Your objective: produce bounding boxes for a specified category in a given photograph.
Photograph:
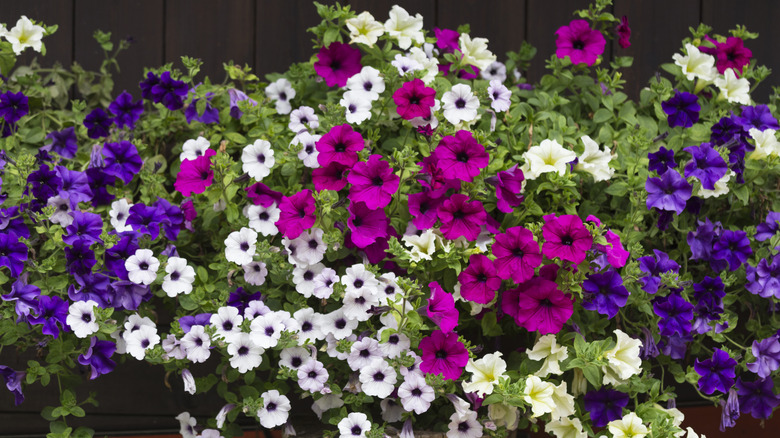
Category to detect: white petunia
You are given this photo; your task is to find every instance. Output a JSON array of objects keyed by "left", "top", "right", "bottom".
[
  {"left": 249, "top": 311, "right": 286, "bottom": 349},
  {"left": 279, "top": 346, "right": 312, "bottom": 370},
  {"left": 224, "top": 227, "right": 257, "bottom": 265},
  {"left": 312, "top": 267, "right": 339, "bottom": 299},
  {"left": 391, "top": 53, "right": 423, "bottom": 76},
  {"left": 293, "top": 308, "right": 324, "bottom": 343},
  {"left": 481, "top": 61, "right": 507, "bottom": 82},
  {"left": 575, "top": 135, "right": 615, "bottom": 182},
  {"left": 380, "top": 398, "right": 404, "bottom": 423},
  {"left": 242, "top": 139, "right": 275, "bottom": 181},
  {"left": 527, "top": 333, "right": 569, "bottom": 377},
  {"left": 236, "top": 346, "right": 274, "bottom": 379},
  {"left": 673, "top": 43, "right": 717, "bottom": 83},
  {"left": 323, "top": 309, "right": 359, "bottom": 340},
  {"left": 297, "top": 359, "right": 329, "bottom": 393},
  {"left": 48, "top": 196, "right": 73, "bottom": 227},
  {"left": 341, "top": 90, "right": 373, "bottom": 125},
  {"left": 442, "top": 83, "right": 479, "bottom": 125},
  {"left": 162, "top": 256, "right": 196, "bottom": 297},
  {"left": 697, "top": 170, "right": 733, "bottom": 199},
  {"left": 293, "top": 263, "right": 325, "bottom": 298},
  {"left": 244, "top": 203, "right": 280, "bottom": 236},
  {"left": 714, "top": 68, "right": 751, "bottom": 105},
  {"left": 258, "top": 390, "right": 291, "bottom": 429},
  {"left": 359, "top": 359, "right": 397, "bottom": 399},
  {"left": 243, "top": 261, "right": 268, "bottom": 286},
  {"left": 4, "top": 16, "right": 45, "bottom": 55},
  {"left": 447, "top": 410, "right": 483, "bottom": 438},
  {"left": 549, "top": 381, "right": 576, "bottom": 420},
  {"left": 397, "top": 372, "right": 434, "bottom": 414},
  {"left": 522, "top": 375, "right": 555, "bottom": 418},
  {"left": 162, "top": 334, "right": 185, "bottom": 360},
  {"left": 66, "top": 300, "right": 99, "bottom": 338},
  {"left": 265, "top": 78, "right": 296, "bottom": 115},
  {"left": 545, "top": 417, "right": 587, "bottom": 438},
  {"left": 603, "top": 329, "right": 643, "bottom": 385},
  {"left": 384, "top": 5, "right": 423, "bottom": 50},
  {"left": 292, "top": 131, "right": 322, "bottom": 168},
  {"left": 346, "top": 11, "right": 385, "bottom": 47},
  {"left": 462, "top": 352, "right": 506, "bottom": 397},
  {"left": 408, "top": 46, "right": 439, "bottom": 85},
  {"left": 488, "top": 79, "right": 511, "bottom": 112},
  {"left": 608, "top": 412, "right": 648, "bottom": 438},
  {"left": 346, "top": 66, "right": 386, "bottom": 101},
  {"left": 348, "top": 337, "right": 383, "bottom": 371},
  {"left": 402, "top": 228, "right": 437, "bottom": 261},
  {"left": 288, "top": 227, "right": 327, "bottom": 266},
  {"left": 342, "top": 263, "right": 379, "bottom": 295},
  {"left": 244, "top": 300, "right": 271, "bottom": 320},
  {"left": 180, "top": 136, "right": 211, "bottom": 161},
  {"left": 210, "top": 306, "right": 244, "bottom": 343},
  {"left": 125, "top": 249, "right": 159, "bottom": 285},
  {"left": 377, "top": 327, "right": 410, "bottom": 359},
  {"left": 176, "top": 412, "right": 198, "bottom": 438},
  {"left": 180, "top": 325, "right": 211, "bottom": 363},
  {"left": 124, "top": 325, "right": 160, "bottom": 360},
  {"left": 459, "top": 33, "right": 496, "bottom": 71},
  {"left": 182, "top": 369, "right": 196, "bottom": 395},
  {"left": 109, "top": 199, "right": 133, "bottom": 232},
  {"left": 488, "top": 403, "right": 519, "bottom": 431},
  {"left": 377, "top": 272, "right": 400, "bottom": 304},
  {"left": 288, "top": 106, "right": 319, "bottom": 134},
  {"left": 521, "top": 139, "right": 577, "bottom": 180},
  {"left": 749, "top": 128, "right": 780, "bottom": 160}
]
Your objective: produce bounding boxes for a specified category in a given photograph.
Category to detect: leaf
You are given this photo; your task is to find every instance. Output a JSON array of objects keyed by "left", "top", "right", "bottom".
[
  {"left": 582, "top": 364, "right": 603, "bottom": 388},
  {"left": 224, "top": 131, "right": 247, "bottom": 145},
  {"left": 592, "top": 108, "right": 613, "bottom": 124},
  {"left": 480, "top": 312, "right": 504, "bottom": 336},
  {"left": 604, "top": 182, "right": 629, "bottom": 196}
]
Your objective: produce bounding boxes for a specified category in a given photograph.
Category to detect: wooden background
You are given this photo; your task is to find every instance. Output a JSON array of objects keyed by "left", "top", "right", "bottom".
[{"left": 2, "top": 0, "right": 780, "bottom": 436}]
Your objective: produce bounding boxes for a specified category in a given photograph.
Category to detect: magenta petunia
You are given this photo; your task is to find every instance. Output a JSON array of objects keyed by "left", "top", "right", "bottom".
[
  {"left": 174, "top": 152, "right": 215, "bottom": 197},
  {"left": 419, "top": 330, "right": 469, "bottom": 380},
  {"left": 492, "top": 226, "right": 542, "bottom": 283},
  {"left": 418, "top": 155, "right": 461, "bottom": 196},
  {"left": 313, "top": 41, "right": 362, "bottom": 87},
  {"left": 276, "top": 189, "right": 316, "bottom": 239},
  {"left": 312, "top": 162, "right": 350, "bottom": 192},
  {"left": 408, "top": 191, "right": 443, "bottom": 230},
  {"left": 393, "top": 78, "right": 436, "bottom": 120},
  {"left": 542, "top": 214, "right": 593, "bottom": 265},
  {"left": 458, "top": 254, "right": 501, "bottom": 304},
  {"left": 426, "top": 281, "right": 459, "bottom": 333},
  {"left": 347, "top": 201, "right": 389, "bottom": 248},
  {"left": 502, "top": 277, "right": 573, "bottom": 335},
  {"left": 345, "top": 223, "right": 398, "bottom": 265},
  {"left": 433, "top": 130, "right": 489, "bottom": 183},
  {"left": 347, "top": 155, "right": 400, "bottom": 209},
  {"left": 316, "top": 124, "right": 365, "bottom": 167},
  {"left": 437, "top": 194, "right": 486, "bottom": 241},
  {"left": 486, "top": 165, "right": 525, "bottom": 213},
  {"left": 555, "top": 19, "right": 606, "bottom": 66},
  {"left": 245, "top": 182, "right": 283, "bottom": 207},
  {"left": 600, "top": 230, "right": 630, "bottom": 268},
  {"left": 700, "top": 36, "right": 752, "bottom": 75}
]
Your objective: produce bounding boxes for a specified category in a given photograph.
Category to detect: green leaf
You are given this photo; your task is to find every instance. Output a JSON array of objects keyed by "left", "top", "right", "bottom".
[
  {"left": 604, "top": 182, "right": 628, "bottom": 196},
  {"left": 480, "top": 312, "right": 504, "bottom": 336},
  {"left": 197, "top": 266, "right": 208, "bottom": 282},
  {"left": 224, "top": 132, "right": 247, "bottom": 145},
  {"left": 582, "top": 365, "right": 603, "bottom": 388},
  {"left": 732, "top": 184, "right": 749, "bottom": 205},
  {"left": 592, "top": 108, "right": 612, "bottom": 124}
]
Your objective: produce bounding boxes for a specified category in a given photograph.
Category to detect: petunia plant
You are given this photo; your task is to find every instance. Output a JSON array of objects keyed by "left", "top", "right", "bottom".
[{"left": 2, "top": 2, "right": 780, "bottom": 438}]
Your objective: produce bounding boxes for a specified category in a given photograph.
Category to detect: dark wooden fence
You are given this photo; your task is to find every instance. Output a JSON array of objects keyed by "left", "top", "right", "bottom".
[
  {"left": 2, "top": 0, "right": 780, "bottom": 436},
  {"left": 3, "top": 0, "right": 780, "bottom": 102}
]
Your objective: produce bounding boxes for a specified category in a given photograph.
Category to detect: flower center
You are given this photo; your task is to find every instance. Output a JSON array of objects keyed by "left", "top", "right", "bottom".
[
  {"left": 266, "top": 402, "right": 277, "bottom": 412},
  {"left": 291, "top": 357, "right": 302, "bottom": 367},
  {"left": 354, "top": 279, "right": 364, "bottom": 289},
  {"left": 308, "top": 371, "right": 318, "bottom": 378},
  {"left": 304, "top": 271, "right": 314, "bottom": 281},
  {"left": 363, "top": 82, "right": 373, "bottom": 91},
  {"left": 373, "top": 371, "right": 385, "bottom": 381},
  {"left": 351, "top": 426, "right": 362, "bottom": 436},
  {"left": 302, "top": 321, "right": 313, "bottom": 332},
  {"left": 348, "top": 104, "right": 356, "bottom": 113},
  {"left": 412, "top": 388, "right": 422, "bottom": 397},
  {"left": 265, "top": 326, "right": 275, "bottom": 336},
  {"left": 238, "top": 346, "right": 249, "bottom": 356},
  {"left": 170, "top": 271, "right": 180, "bottom": 281},
  {"left": 455, "top": 98, "right": 466, "bottom": 109},
  {"left": 223, "top": 321, "right": 233, "bottom": 331},
  {"left": 335, "top": 319, "right": 347, "bottom": 329},
  {"left": 334, "top": 142, "right": 346, "bottom": 152},
  {"left": 435, "top": 349, "right": 447, "bottom": 359},
  {"left": 561, "top": 235, "right": 574, "bottom": 246},
  {"left": 240, "top": 242, "right": 250, "bottom": 252},
  {"left": 256, "top": 154, "right": 265, "bottom": 163},
  {"left": 456, "top": 151, "right": 470, "bottom": 162},
  {"left": 360, "top": 349, "right": 371, "bottom": 358},
  {"left": 458, "top": 422, "right": 470, "bottom": 432},
  {"left": 81, "top": 313, "right": 92, "bottom": 323},
  {"left": 572, "top": 39, "right": 585, "bottom": 50},
  {"left": 139, "top": 262, "right": 149, "bottom": 271}
]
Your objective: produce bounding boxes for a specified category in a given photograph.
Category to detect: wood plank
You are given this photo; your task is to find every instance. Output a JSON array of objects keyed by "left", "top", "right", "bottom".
[
  {"left": 1, "top": 0, "right": 73, "bottom": 69},
  {"left": 702, "top": 0, "right": 780, "bottom": 102},
  {"left": 166, "top": 0, "right": 255, "bottom": 84},
  {"left": 613, "top": 0, "right": 700, "bottom": 101},
  {"left": 254, "top": 0, "right": 334, "bottom": 77},
  {"left": 436, "top": 0, "right": 527, "bottom": 68},
  {"left": 74, "top": 0, "right": 163, "bottom": 98},
  {"left": 525, "top": 0, "right": 593, "bottom": 83}
]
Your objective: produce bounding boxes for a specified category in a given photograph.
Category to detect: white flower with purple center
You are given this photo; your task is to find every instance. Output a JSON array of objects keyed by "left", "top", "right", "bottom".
[
  {"left": 481, "top": 61, "right": 507, "bottom": 82},
  {"left": 226, "top": 333, "right": 263, "bottom": 373},
  {"left": 342, "top": 287, "right": 380, "bottom": 322},
  {"left": 244, "top": 203, "right": 280, "bottom": 236},
  {"left": 108, "top": 198, "right": 133, "bottom": 232},
  {"left": 292, "top": 131, "right": 322, "bottom": 168},
  {"left": 265, "top": 78, "right": 296, "bottom": 115},
  {"left": 340, "top": 90, "right": 373, "bottom": 125},
  {"left": 224, "top": 227, "right": 257, "bottom": 265},
  {"left": 293, "top": 262, "right": 325, "bottom": 298},
  {"left": 48, "top": 196, "right": 73, "bottom": 227},
  {"left": 377, "top": 272, "right": 400, "bottom": 304},
  {"left": 346, "top": 66, "right": 385, "bottom": 101},
  {"left": 378, "top": 327, "right": 410, "bottom": 359},
  {"left": 380, "top": 398, "right": 404, "bottom": 423},
  {"left": 244, "top": 300, "right": 271, "bottom": 320},
  {"left": 162, "top": 334, "right": 186, "bottom": 360},
  {"left": 391, "top": 53, "right": 423, "bottom": 76},
  {"left": 397, "top": 372, "right": 434, "bottom": 414},
  {"left": 180, "top": 325, "right": 211, "bottom": 363},
  {"left": 210, "top": 306, "right": 243, "bottom": 343},
  {"left": 66, "top": 300, "right": 99, "bottom": 338},
  {"left": 162, "top": 256, "right": 196, "bottom": 297},
  {"left": 293, "top": 307, "right": 324, "bottom": 343},
  {"left": 125, "top": 249, "right": 159, "bottom": 285},
  {"left": 326, "top": 333, "right": 356, "bottom": 360},
  {"left": 258, "top": 390, "right": 291, "bottom": 429},
  {"left": 488, "top": 79, "right": 511, "bottom": 112},
  {"left": 312, "top": 393, "right": 344, "bottom": 420},
  {"left": 447, "top": 410, "right": 483, "bottom": 438},
  {"left": 286, "top": 227, "right": 326, "bottom": 266},
  {"left": 176, "top": 412, "right": 198, "bottom": 438},
  {"left": 279, "top": 346, "right": 312, "bottom": 370},
  {"left": 182, "top": 369, "right": 196, "bottom": 395},
  {"left": 243, "top": 261, "right": 268, "bottom": 286},
  {"left": 337, "top": 412, "right": 372, "bottom": 438},
  {"left": 124, "top": 325, "right": 160, "bottom": 360},
  {"left": 312, "top": 267, "right": 339, "bottom": 299},
  {"left": 250, "top": 311, "right": 286, "bottom": 349},
  {"left": 347, "top": 337, "right": 383, "bottom": 371},
  {"left": 342, "top": 263, "right": 379, "bottom": 295},
  {"left": 442, "top": 83, "right": 479, "bottom": 125},
  {"left": 358, "top": 359, "right": 396, "bottom": 398},
  {"left": 297, "top": 359, "right": 329, "bottom": 392},
  {"left": 288, "top": 106, "right": 319, "bottom": 134},
  {"left": 242, "top": 139, "right": 275, "bottom": 181},
  {"left": 180, "top": 136, "right": 211, "bottom": 161}
]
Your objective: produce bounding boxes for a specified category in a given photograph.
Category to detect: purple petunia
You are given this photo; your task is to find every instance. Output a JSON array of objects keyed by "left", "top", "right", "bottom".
[
  {"left": 55, "top": 166, "right": 93, "bottom": 205},
  {"left": 83, "top": 108, "right": 113, "bottom": 139},
  {"left": 407, "top": 191, "right": 443, "bottom": 230},
  {"left": 1, "top": 273, "right": 40, "bottom": 321},
  {"left": 276, "top": 190, "right": 316, "bottom": 239},
  {"left": 109, "top": 90, "right": 144, "bottom": 129},
  {"left": 109, "top": 280, "right": 151, "bottom": 311},
  {"left": 347, "top": 155, "right": 400, "bottom": 210},
  {"left": 755, "top": 211, "right": 780, "bottom": 242},
  {"left": 65, "top": 239, "right": 97, "bottom": 277},
  {"left": 426, "top": 281, "right": 459, "bottom": 333},
  {"left": 683, "top": 143, "right": 727, "bottom": 190},
  {"left": 662, "top": 91, "right": 700, "bottom": 128},
  {"left": 486, "top": 164, "right": 525, "bottom": 213},
  {"left": 43, "top": 127, "right": 79, "bottom": 159},
  {"left": 746, "top": 256, "right": 780, "bottom": 299},
  {"left": 27, "top": 164, "right": 62, "bottom": 203},
  {"left": 228, "top": 88, "right": 258, "bottom": 119},
  {"left": 0, "top": 91, "right": 29, "bottom": 124},
  {"left": 0, "top": 231, "right": 28, "bottom": 278},
  {"left": 313, "top": 42, "right": 362, "bottom": 87},
  {"left": 126, "top": 203, "right": 165, "bottom": 241},
  {"left": 695, "top": 348, "right": 737, "bottom": 395},
  {"left": 491, "top": 226, "right": 542, "bottom": 284},
  {"left": 747, "top": 336, "right": 780, "bottom": 379},
  {"left": 63, "top": 211, "right": 103, "bottom": 246},
  {"left": 648, "top": 147, "right": 677, "bottom": 175},
  {"left": 102, "top": 141, "right": 144, "bottom": 184},
  {"left": 347, "top": 201, "right": 389, "bottom": 248},
  {"left": 150, "top": 71, "right": 189, "bottom": 111},
  {"left": 653, "top": 291, "right": 693, "bottom": 337},
  {"left": 711, "top": 229, "right": 751, "bottom": 272},
  {"left": 433, "top": 130, "right": 489, "bottom": 183},
  {"left": 185, "top": 93, "right": 220, "bottom": 125},
  {"left": 554, "top": 19, "right": 606, "bottom": 66},
  {"left": 542, "top": 214, "right": 593, "bottom": 265},
  {"left": 735, "top": 104, "right": 780, "bottom": 133},
  {"left": 78, "top": 337, "right": 117, "bottom": 379},
  {"left": 0, "top": 365, "right": 25, "bottom": 405},
  {"left": 736, "top": 377, "right": 780, "bottom": 420},
  {"left": 583, "top": 388, "right": 629, "bottom": 427},
  {"left": 645, "top": 169, "right": 693, "bottom": 215},
  {"left": 638, "top": 249, "right": 679, "bottom": 294},
  {"left": 458, "top": 254, "right": 501, "bottom": 304},
  {"left": 582, "top": 269, "right": 629, "bottom": 319},
  {"left": 68, "top": 272, "right": 111, "bottom": 307},
  {"left": 139, "top": 71, "right": 160, "bottom": 100},
  {"left": 28, "top": 295, "right": 70, "bottom": 338},
  {"left": 687, "top": 218, "right": 723, "bottom": 265},
  {"left": 437, "top": 194, "right": 486, "bottom": 241},
  {"left": 86, "top": 168, "right": 116, "bottom": 207}
]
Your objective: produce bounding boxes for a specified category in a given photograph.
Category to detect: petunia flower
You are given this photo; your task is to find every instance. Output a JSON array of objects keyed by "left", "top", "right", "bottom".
[
  {"left": 347, "top": 155, "right": 400, "bottom": 209},
  {"left": 694, "top": 348, "right": 737, "bottom": 394},
  {"left": 458, "top": 254, "right": 501, "bottom": 304},
  {"left": 242, "top": 139, "right": 275, "bottom": 181},
  {"left": 427, "top": 281, "right": 459, "bottom": 333},
  {"left": 608, "top": 413, "right": 648, "bottom": 438},
  {"left": 28, "top": 295, "right": 70, "bottom": 338},
  {"left": 700, "top": 36, "right": 752, "bottom": 74},
  {"left": 77, "top": 337, "right": 116, "bottom": 380},
  {"left": 102, "top": 141, "right": 144, "bottom": 184},
  {"left": 522, "top": 375, "right": 555, "bottom": 417},
  {"left": 437, "top": 194, "right": 486, "bottom": 241},
  {"left": 316, "top": 124, "right": 364, "bottom": 168},
  {"left": 83, "top": 108, "right": 113, "bottom": 139},
  {"left": 555, "top": 19, "right": 606, "bottom": 66},
  {"left": 441, "top": 84, "right": 479, "bottom": 125},
  {"left": 747, "top": 336, "right": 780, "bottom": 379},
  {"left": 175, "top": 154, "right": 214, "bottom": 197},
  {"left": 662, "top": 91, "right": 700, "bottom": 128},
  {"left": 346, "top": 11, "right": 384, "bottom": 47},
  {"left": 109, "top": 91, "right": 144, "bottom": 129},
  {"left": 673, "top": 43, "right": 717, "bottom": 83},
  {"left": 582, "top": 269, "right": 630, "bottom": 319},
  {"left": 150, "top": 71, "right": 188, "bottom": 111},
  {"left": 542, "top": 214, "right": 593, "bottom": 265},
  {"left": 521, "top": 139, "right": 577, "bottom": 180},
  {"left": 384, "top": 5, "right": 424, "bottom": 50},
  {"left": 491, "top": 226, "right": 542, "bottom": 283},
  {"left": 615, "top": 16, "right": 631, "bottom": 48},
  {"left": 314, "top": 42, "right": 362, "bottom": 87},
  {"left": 575, "top": 135, "right": 615, "bottom": 181},
  {"left": 347, "top": 201, "right": 389, "bottom": 248},
  {"left": 653, "top": 292, "right": 694, "bottom": 337},
  {"left": 736, "top": 377, "right": 780, "bottom": 420},
  {"left": 265, "top": 78, "right": 296, "bottom": 115},
  {"left": 0, "top": 91, "right": 29, "bottom": 124},
  {"left": 393, "top": 78, "right": 436, "bottom": 120},
  {"left": 4, "top": 16, "right": 45, "bottom": 55},
  {"left": 433, "top": 130, "right": 489, "bottom": 182},
  {"left": 276, "top": 189, "right": 316, "bottom": 239},
  {"left": 645, "top": 169, "right": 693, "bottom": 215},
  {"left": 44, "top": 127, "right": 79, "bottom": 159},
  {"left": 418, "top": 329, "right": 469, "bottom": 380},
  {"left": 502, "top": 276, "right": 573, "bottom": 335},
  {"left": 459, "top": 33, "right": 497, "bottom": 71},
  {"left": 227, "top": 88, "right": 257, "bottom": 119},
  {"left": 714, "top": 68, "right": 751, "bottom": 105}
]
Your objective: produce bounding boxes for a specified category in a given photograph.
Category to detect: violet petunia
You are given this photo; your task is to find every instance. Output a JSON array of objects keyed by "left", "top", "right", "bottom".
[
  {"left": 393, "top": 79, "right": 436, "bottom": 120},
  {"left": 109, "top": 90, "right": 144, "bottom": 129},
  {"left": 712, "top": 229, "right": 751, "bottom": 272},
  {"left": 102, "top": 141, "right": 144, "bottom": 184},
  {"left": 28, "top": 295, "right": 70, "bottom": 338},
  {"left": 65, "top": 239, "right": 97, "bottom": 277},
  {"left": 491, "top": 226, "right": 542, "bottom": 284},
  {"left": 83, "top": 108, "right": 113, "bottom": 139},
  {"left": 736, "top": 377, "right": 780, "bottom": 420},
  {"left": 0, "top": 231, "right": 28, "bottom": 278},
  {"left": 502, "top": 276, "right": 573, "bottom": 335},
  {"left": 582, "top": 269, "right": 629, "bottom": 319},
  {"left": 44, "top": 127, "right": 78, "bottom": 159},
  {"left": 584, "top": 388, "right": 629, "bottom": 427},
  {"left": 653, "top": 292, "right": 694, "bottom": 337},
  {"left": 683, "top": 143, "right": 728, "bottom": 190},
  {"left": 78, "top": 337, "right": 117, "bottom": 380},
  {"left": 0, "top": 91, "right": 29, "bottom": 124},
  {"left": 0, "top": 365, "right": 25, "bottom": 405},
  {"left": 1, "top": 273, "right": 40, "bottom": 320},
  {"left": 228, "top": 88, "right": 258, "bottom": 119},
  {"left": 486, "top": 164, "right": 525, "bottom": 213},
  {"left": 694, "top": 348, "right": 737, "bottom": 395},
  {"left": 648, "top": 147, "right": 677, "bottom": 175},
  {"left": 747, "top": 336, "right": 780, "bottom": 379},
  {"left": 63, "top": 211, "right": 103, "bottom": 246},
  {"left": 662, "top": 91, "right": 700, "bottom": 128},
  {"left": 150, "top": 71, "right": 188, "bottom": 111},
  {"left": 555, "top": 19, "right": 606, "bottom": 66},
  {"left": 316, "top": 124, "right": 364, "bottom": 168},
  {"left": 645, "top": 169, "right": 692, "bottom": 215},
  {"left": 755, "top": 211, "right": 780, "bottom": 242},
  {"left": 174, "top": 154, "right": 215, "bottom": 197}
]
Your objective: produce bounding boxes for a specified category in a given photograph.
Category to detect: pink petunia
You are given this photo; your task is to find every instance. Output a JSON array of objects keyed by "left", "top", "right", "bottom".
[
  {"left": 419, "top": 330, "right": 468, "bottom": 380},
  {"left": 347, "top": 155, "right": 400, "bottom": 209},
  {"left": 541, "top": 214, "right": 593, "bottom": 265},
  {"left": 276, "top": 190, "right": 316, "bottom": 239},
  {"left": 312, "top": 162, "right": 349, "bottom": 192},
  {"left": 555, "top": 19, "right": 606, "bottom": 66},
  {"left": 458, "top": 254, "right": 501, "bottom": 304},
  {"left": 393, "top": 79, "right": 436, "bottom": 120},
  {"left": 347, "top": 201, "right": 389, "bottom": 248},
  {"left": 502, "top": 276, "right": 573, "bottom": 335},
  {"left": 316, "top": 124, "right": 365, "bottom": 168},
  {"left": 245, "top": 182, "right": 283, "bottom": 207},
  {"left": 426, "top": 281, "right": 459, "bottom": 333},
  {"left": 174, "top": 151, "right": 216, "bottom": 197},
  {"left": 408, "top": 191, "right": 443, "bottom": 230},
  {"left": 433, "top": 130, "right": 489, "bottom": 183},
  {"left": 313, "top": 42, "right": 362, "bottom": 87},
  {"left": 486, "top": 165, "right": 525, "bottom": 213},
  {"left": 492, "top": 227, "right": 543, "bottom": 283},
  {"left": 437, "top": 194, "right": 486, "bottom": 241}
]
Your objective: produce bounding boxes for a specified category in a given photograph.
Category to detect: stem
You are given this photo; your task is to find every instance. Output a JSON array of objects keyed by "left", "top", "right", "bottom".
[{"left": 721, "top": 334, "right": 749, "bottom": 351}]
